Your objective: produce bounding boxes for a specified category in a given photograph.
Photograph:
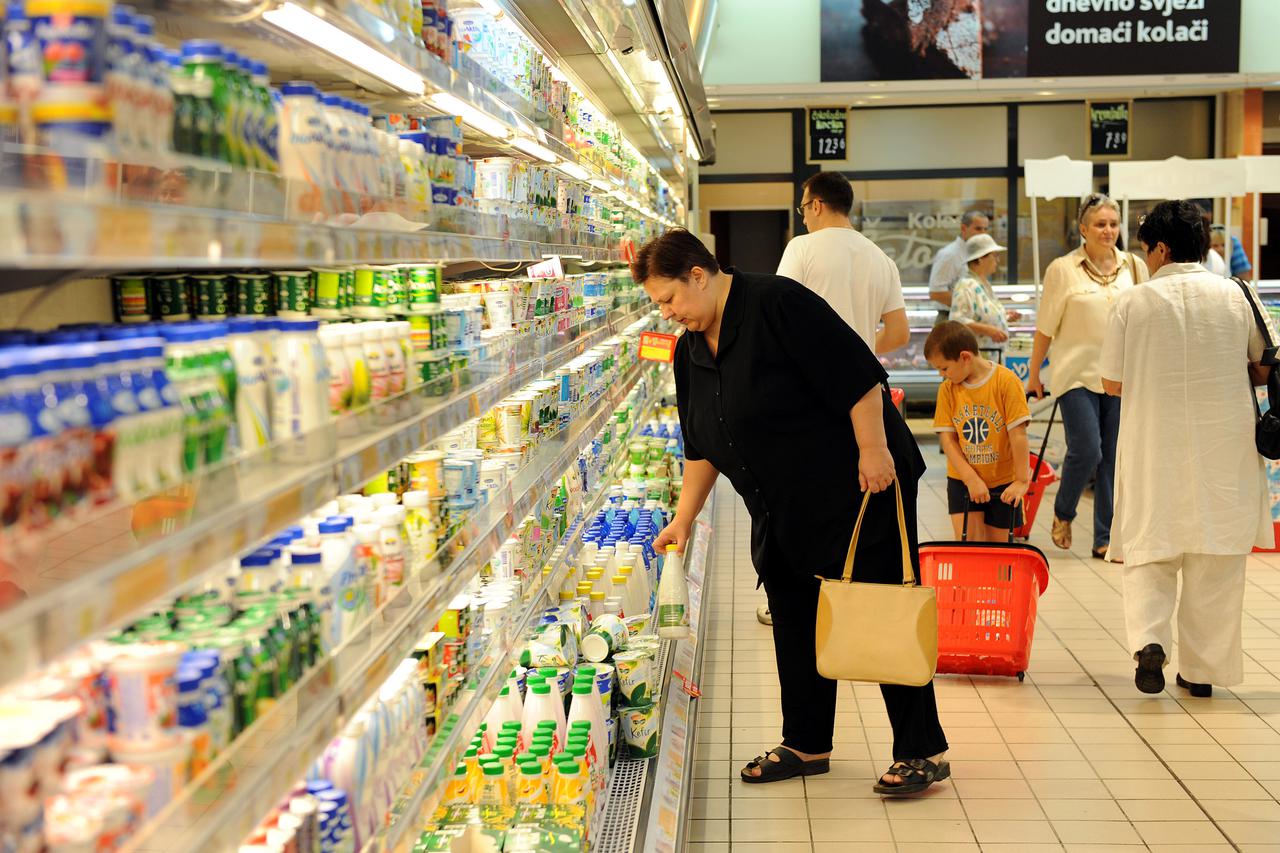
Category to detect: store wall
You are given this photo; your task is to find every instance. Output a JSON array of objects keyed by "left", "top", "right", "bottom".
[
  {"left": 824, "top": 106, "right": 1007, "bottom": 172},
  {"left": 1018, "top": 100, "right": 1212, "bottom": 164},
  {"left": 697, "top": 182, "right": 793, "bottom": 236},
  {"left": 701, "top": 0, "right": 819, "bottom": 86},
  {"left": 700, "top": 112, "right": 792, "bottom": 175}
]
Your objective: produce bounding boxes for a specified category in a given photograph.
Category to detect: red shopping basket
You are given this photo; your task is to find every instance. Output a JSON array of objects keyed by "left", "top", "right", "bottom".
[
  {"left": 890, "top": 387, "right": 905, "bottom": 414},
  {"left": 920, "top": 512, "right": 1051, "bottom": 680},
  {"left": 1014, "top": 398, "right": 1059, "bottom": 541}
]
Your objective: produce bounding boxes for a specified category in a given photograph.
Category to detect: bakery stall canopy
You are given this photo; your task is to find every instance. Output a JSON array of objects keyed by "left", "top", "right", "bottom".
[
  {"left": 1108, "top": 156, "right": 1248, "bottom": 257},
  {"left": 1024, "top": 155, "right": 1095, "bottom": 304}
]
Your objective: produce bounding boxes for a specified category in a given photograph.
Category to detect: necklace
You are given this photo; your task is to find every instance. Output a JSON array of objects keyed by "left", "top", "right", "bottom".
[{"left": 1082, "top": 253, "right": 1125, "bottom": 287}]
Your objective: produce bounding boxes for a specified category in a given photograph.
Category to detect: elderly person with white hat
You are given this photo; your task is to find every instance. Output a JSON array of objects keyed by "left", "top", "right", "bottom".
[{"left": 948, "top": 233, "right": 1016, "bottom": 362}]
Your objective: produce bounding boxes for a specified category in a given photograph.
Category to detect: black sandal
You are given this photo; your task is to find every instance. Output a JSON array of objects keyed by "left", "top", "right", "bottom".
[
  {"left": 1176, "top": 673, "right": 1212, "bottom": 697},
  {"left": 873, "top": 758, "right": 951, "bottom": 796},
  {"left": 740, "top": 746, "right": 830, "bottom": 784}
]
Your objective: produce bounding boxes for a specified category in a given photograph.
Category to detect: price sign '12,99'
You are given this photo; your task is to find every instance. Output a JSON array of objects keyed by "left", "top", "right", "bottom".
[{"left": 808, "top": 108, "right": 848, "bottom": 162}]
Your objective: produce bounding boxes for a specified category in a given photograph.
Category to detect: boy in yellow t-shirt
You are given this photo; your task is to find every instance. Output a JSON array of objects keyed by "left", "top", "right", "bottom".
[{"left": 926, "top": 322, "right": 1032, "bottom": 541}]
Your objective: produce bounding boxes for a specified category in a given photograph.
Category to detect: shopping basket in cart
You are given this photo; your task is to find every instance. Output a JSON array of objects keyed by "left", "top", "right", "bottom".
[
  {"left": 919, "top": 511, "right": 1050, "bottom": 681},
  {"left": 1015, "top": 397, "right": 1059, "bottom": 541},
  {"left": 890, "top": 387, "right": 905, "bottom": 414}
]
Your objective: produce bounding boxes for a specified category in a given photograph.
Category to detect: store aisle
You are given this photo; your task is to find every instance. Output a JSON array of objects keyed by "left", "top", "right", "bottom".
[{"left": 689, "top": 470, "right": 1280, "bottom": 853}]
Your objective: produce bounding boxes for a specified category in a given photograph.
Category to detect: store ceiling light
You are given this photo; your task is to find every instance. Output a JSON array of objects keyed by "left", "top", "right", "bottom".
[
  {"left": 428, "top": 92, "right": 511, "bottom": 140},
  {"left": 511, "top": 135, "right": 558, "bottom": 163},
  {"left": 264, "top": 2, "right": 425, "bottom": 95},
  {"left": 558, "top": 159, "right": 591, "bottom": 181}
]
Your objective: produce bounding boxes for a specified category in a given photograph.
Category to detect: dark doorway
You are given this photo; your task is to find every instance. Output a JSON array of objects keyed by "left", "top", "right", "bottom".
[
  {"left": 708, "top": 210, "right": 790, "bottom": 274},
  {"left": 1260, "top": 143, "right": 1280, "bottom": 279}
]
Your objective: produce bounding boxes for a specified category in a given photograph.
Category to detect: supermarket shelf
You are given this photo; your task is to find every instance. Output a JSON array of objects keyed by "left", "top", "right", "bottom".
[
  {"left": 373, "top": 371, "right": 670, "bottom": 853},
  {"left": 0, "top": 303, "right": 654, "bottom": 690},
  {"left": 0, "top": 188, "right": 621, "bottom": 275},
  {"left": 122, "top": 359, "right": 657, "bottom": 853},
  {"left": 603, "top": 504, "right": 712, "bottom": 853},
  {"left": 142, "top": 0, "right": 684, "bottom": 215}
]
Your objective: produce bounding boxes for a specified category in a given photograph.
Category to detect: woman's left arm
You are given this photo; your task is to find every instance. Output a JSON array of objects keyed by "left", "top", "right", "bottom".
[{"left": 851, "top": 385, "right": 894, "bottom": 493}]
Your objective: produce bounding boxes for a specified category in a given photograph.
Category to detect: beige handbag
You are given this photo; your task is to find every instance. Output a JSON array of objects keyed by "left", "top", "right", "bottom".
[{"left": 814, "top": 480, "right": 938, "bottom": 686}]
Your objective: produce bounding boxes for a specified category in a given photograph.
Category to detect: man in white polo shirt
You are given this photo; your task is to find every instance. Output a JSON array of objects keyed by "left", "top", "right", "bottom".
[
  {"left": 930, "top": 210, "right": 990, "bottom": 324},
  {"left": 756, "top": 171, "right": 909, "bottom": 625}
]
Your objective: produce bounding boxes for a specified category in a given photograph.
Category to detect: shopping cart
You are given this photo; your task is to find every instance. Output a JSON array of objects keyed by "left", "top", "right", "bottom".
[
  {"left": 919, "top": 510, "right": 1051, "bottom": 681},
  {"left": 1015, "top": 397, "right": 1059, "bottom": 541}
]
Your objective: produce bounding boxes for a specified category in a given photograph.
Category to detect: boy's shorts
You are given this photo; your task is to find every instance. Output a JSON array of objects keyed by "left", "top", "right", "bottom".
[{"left": 946, "top": 477, "right": 1024, "bottom": 531}]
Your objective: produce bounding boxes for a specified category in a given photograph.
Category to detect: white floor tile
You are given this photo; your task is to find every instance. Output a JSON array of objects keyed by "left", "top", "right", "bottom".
[{"left": 682, "top": 477, "right": 1280, "bottom": 850}]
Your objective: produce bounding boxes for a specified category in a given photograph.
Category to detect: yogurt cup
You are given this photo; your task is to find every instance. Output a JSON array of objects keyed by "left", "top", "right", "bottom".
[
  {"left": 612, "top": 649, "right": 655, "bottom": 707},
  {"left": 107, "top": 737, "right": 190, "bottom": 819},
  {"left": 620, "top": 702, "right": 660, "bottom": 759},
  {"left": 104, "top": 641, "right": 185, "bottom": 746},
  {"left": 580, "top": 614, "right": 627, "bottom": 663}
]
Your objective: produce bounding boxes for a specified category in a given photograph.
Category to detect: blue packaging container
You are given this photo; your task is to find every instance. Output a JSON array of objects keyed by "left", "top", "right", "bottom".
[{"left": 26, "top": 0, "right": 110, "bottom": 84}]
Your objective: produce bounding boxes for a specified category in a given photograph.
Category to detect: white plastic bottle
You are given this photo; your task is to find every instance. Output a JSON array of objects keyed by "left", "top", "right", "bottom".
[
  {"left": 279, "top": 82, "right": 332, "bottom": 211},
  {"left": 373, "top": 505, "right": 407, "bottom": 590},
  {"left": 656, "top": 544, "right": 691, "bottom": 639},
  {"left": 361, "top": 323, "right": 390, "bottom": 405},
  {"left": 520, "top": 679, "right": 565, "bottom": 753},
  {"left": 567, "top": 676, "right": 607, "bottom": 780},
  {"left": 227, "top": 319, "right": 272, "bottom": 454},
  {"left": 317, "top": 324, "right": 353, "bottom": 418},
  {"left": 320, "top": 93, "right": 355, "bottom": 209},
  {"left": 380, "top": 322, "right": 407, "bottom": 400},
  {"left": 271, "top": 319, "right": 330, "bottom": 460},
  {"left": 318, "top": 516, "right": 361, "bottom": 651}
]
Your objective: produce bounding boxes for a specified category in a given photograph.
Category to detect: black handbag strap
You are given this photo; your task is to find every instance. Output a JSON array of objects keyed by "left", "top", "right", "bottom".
[
  {"left": 1232, "top": 276, "right": 1280, "bottom": 414},
  {"left": 1234, "top": 277, "right": 1278, "bottom": 360}
]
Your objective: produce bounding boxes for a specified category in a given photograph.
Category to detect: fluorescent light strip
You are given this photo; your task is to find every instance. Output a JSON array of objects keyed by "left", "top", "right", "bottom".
[
  {"left": 558, "top": 159, "right": 591, "bottom": 181},
  {"left": 588, "top": 178, "right": 612, "bottom": 192},
  {"left": 428, "top": 91, "right": 511, "bottom": 140},
  {"left": 263, "top": 2, "right": 425, "bottom": 95},
  {"left": 511, "top": 135, "right": 557, "bottom": 163}
]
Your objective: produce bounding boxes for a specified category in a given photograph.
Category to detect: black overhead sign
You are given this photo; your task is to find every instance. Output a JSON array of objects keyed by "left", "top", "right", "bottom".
[
  {"left": 807, "top": 108, "right": 848, "bottom": 162},
  {"left": 1088, "top": 100, "right": 1131, "bottom": 158}
]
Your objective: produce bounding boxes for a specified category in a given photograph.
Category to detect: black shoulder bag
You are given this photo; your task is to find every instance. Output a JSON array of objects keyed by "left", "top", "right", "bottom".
[{"left": 1232, "top": 276, "right": 1280, "bottom": 459}]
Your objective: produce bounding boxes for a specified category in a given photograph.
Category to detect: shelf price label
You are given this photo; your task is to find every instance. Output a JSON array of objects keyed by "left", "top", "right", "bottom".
[
  {"left": 639, "top": 331, "right": 678, "bottom": 363},
  {"left": 808, "top": 108, "right": 848, "bottom": 163},
  {"left": 1088, "top": 100, "right": 1131, "bottom": 158}
]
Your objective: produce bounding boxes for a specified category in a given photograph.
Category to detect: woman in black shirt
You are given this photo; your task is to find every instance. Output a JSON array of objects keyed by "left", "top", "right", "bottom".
[{"left": 640, "top": 230, "right": 949, "bottom": 795}]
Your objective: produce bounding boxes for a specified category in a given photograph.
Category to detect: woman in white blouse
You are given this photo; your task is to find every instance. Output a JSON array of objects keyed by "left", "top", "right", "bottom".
[
  {"left": 1027, "top": 194, "right": 1149, "bottom": 559},
  {"left": 950, "top": 234, "right": 1015, "bottom": 361}
]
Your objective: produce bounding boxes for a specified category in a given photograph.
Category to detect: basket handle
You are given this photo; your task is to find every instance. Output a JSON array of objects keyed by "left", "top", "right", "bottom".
[
  {"left": 961, "top": 494, "right": 1018, "bottom": 543},
  {"left": 841, "top": 478, "right": 915, "bottom": 587},
  {"left": 1029, "top": 396, "right": 1060, "bottom": 487}
]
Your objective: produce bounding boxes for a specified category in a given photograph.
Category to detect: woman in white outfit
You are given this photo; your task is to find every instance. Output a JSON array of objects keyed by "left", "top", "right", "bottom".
[{"left": 1100, "top": 199, "right": 1275, "bottom": 697}]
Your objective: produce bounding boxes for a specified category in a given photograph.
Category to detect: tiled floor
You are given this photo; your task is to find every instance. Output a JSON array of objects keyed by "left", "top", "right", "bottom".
[{"left": 688, "top": 466, "right": 1280, "bottom": 853}]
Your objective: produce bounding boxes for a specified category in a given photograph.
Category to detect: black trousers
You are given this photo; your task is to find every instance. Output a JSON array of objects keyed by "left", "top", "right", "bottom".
[{"left": 759, "top": 480, "right": 949, "bottom": 760}]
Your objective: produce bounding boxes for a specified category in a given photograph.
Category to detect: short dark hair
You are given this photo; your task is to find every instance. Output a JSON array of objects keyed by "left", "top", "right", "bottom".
[
  {"left": 802, "top": 172, "right": 854, "bottom": 216},
  {"left": 1135, "top": 200, "right": 1209, "bottom": 263},
  {"left": 632, "top": 228, "right": 720, "bottom": 283},
  {"left": 924, "top": 321, "right": 980, "bottom": 361}
]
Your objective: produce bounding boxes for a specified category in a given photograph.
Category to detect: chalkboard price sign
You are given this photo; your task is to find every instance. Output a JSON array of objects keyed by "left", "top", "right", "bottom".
[
  {"left": 808, "top": 108, "right": 848, "bottom": 162},
  {"left": 1088, "top": 100, "right": 1131, "bottom": 158}
]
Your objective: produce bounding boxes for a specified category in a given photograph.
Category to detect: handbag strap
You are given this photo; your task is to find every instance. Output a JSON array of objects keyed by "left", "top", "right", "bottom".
[
  {"left": 840, "top": 478, "right": 915, "bottom": 587},
  {"left": 1234, "top": 276, "right": 1279, "bottom": 361}
]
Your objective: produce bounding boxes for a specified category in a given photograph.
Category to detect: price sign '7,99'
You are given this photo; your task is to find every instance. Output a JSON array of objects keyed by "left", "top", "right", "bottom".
[{"left": 1088, "top": 100, "right": 1131, "bottom": 159}]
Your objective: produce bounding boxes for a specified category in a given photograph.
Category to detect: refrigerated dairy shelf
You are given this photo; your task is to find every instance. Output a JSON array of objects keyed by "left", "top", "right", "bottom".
[
  {"left": 596, "top": 500, "right": 712, "bottom": 853},
  {"left": 369, "top": 370, "right": 671, "bottom": 853},
  {"left": 120, "top": 357, "right": 659, "bottom": 853},
  {"left": 135, "top": 0, "right": 686, "bottom": 221},
  {"left": 0, "top": 188, "right": 620, "bottom": 275},
  {"left": 0, "top": 303, "right": 654, "bottom": 690}
]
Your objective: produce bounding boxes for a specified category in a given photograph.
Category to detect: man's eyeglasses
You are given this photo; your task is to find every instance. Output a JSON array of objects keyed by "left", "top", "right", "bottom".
[{"left": 796, "top": 198, "right": 820, "bottom": 216}]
